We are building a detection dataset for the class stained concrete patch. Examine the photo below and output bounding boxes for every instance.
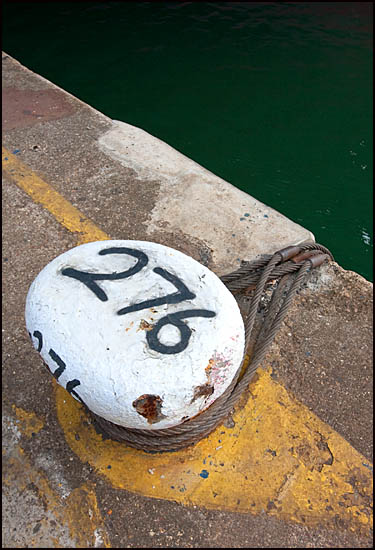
[147,171,311,274]
[2,88,76,130]
[2,52,111,121]
[2,417,74,548]
[2,475,75,549]
[2,440,108,549]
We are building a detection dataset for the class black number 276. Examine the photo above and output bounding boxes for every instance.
[61,247,216,354]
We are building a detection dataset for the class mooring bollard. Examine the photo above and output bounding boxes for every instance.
[25,240,245,430]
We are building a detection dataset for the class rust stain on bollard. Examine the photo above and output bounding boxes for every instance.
[132,394,167,424]
[191,383,214,403]
[138,319,153,331]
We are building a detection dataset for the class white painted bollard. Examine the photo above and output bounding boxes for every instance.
[25,240,245,430]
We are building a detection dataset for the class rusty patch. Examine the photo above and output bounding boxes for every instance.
[191,383,214,403]
[204,354,231,389]
[132,394,166,424]
[2,88,75,130]
[205,358,216,376]
[138,319,153,331]
[125,321,134,332]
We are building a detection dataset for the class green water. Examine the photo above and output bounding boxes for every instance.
[3,2,373,280]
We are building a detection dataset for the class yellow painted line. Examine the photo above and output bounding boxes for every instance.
[3,148,373,533]
[57,369,372,534]
[2,147,109,244]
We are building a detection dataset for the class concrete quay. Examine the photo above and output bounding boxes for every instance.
[2,53,373,548]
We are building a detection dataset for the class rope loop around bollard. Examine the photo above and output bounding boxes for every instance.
[89,242,334,452]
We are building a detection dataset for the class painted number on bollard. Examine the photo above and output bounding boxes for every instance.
[28,330,84,404]
[26,240,245,427]
[61,247,216,355]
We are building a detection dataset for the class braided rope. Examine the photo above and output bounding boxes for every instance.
[89,242,334,451]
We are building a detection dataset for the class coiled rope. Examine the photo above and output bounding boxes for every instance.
[89,242,334,451]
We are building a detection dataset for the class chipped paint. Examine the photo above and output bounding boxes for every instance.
[132,394,166,424]
[205,352,232,391]
[191,383,214,403]
[55,369,373,535]
[138,319,153,331]
[11,405,44,438]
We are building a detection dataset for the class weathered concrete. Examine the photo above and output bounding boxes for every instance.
[2,53,373,548]
[2,54,314,277]
[270,261,373,462]
[98,120,314,275]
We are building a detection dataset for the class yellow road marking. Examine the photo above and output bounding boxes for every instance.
[2,147,109,244]
[4,147,373,533]
[56,369,372,534]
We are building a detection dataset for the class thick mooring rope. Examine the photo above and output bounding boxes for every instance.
[90,242,334,451]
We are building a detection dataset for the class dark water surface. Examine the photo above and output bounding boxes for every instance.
[3,2,373,280]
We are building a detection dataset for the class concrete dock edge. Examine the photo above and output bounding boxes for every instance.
[2,53,373,548]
